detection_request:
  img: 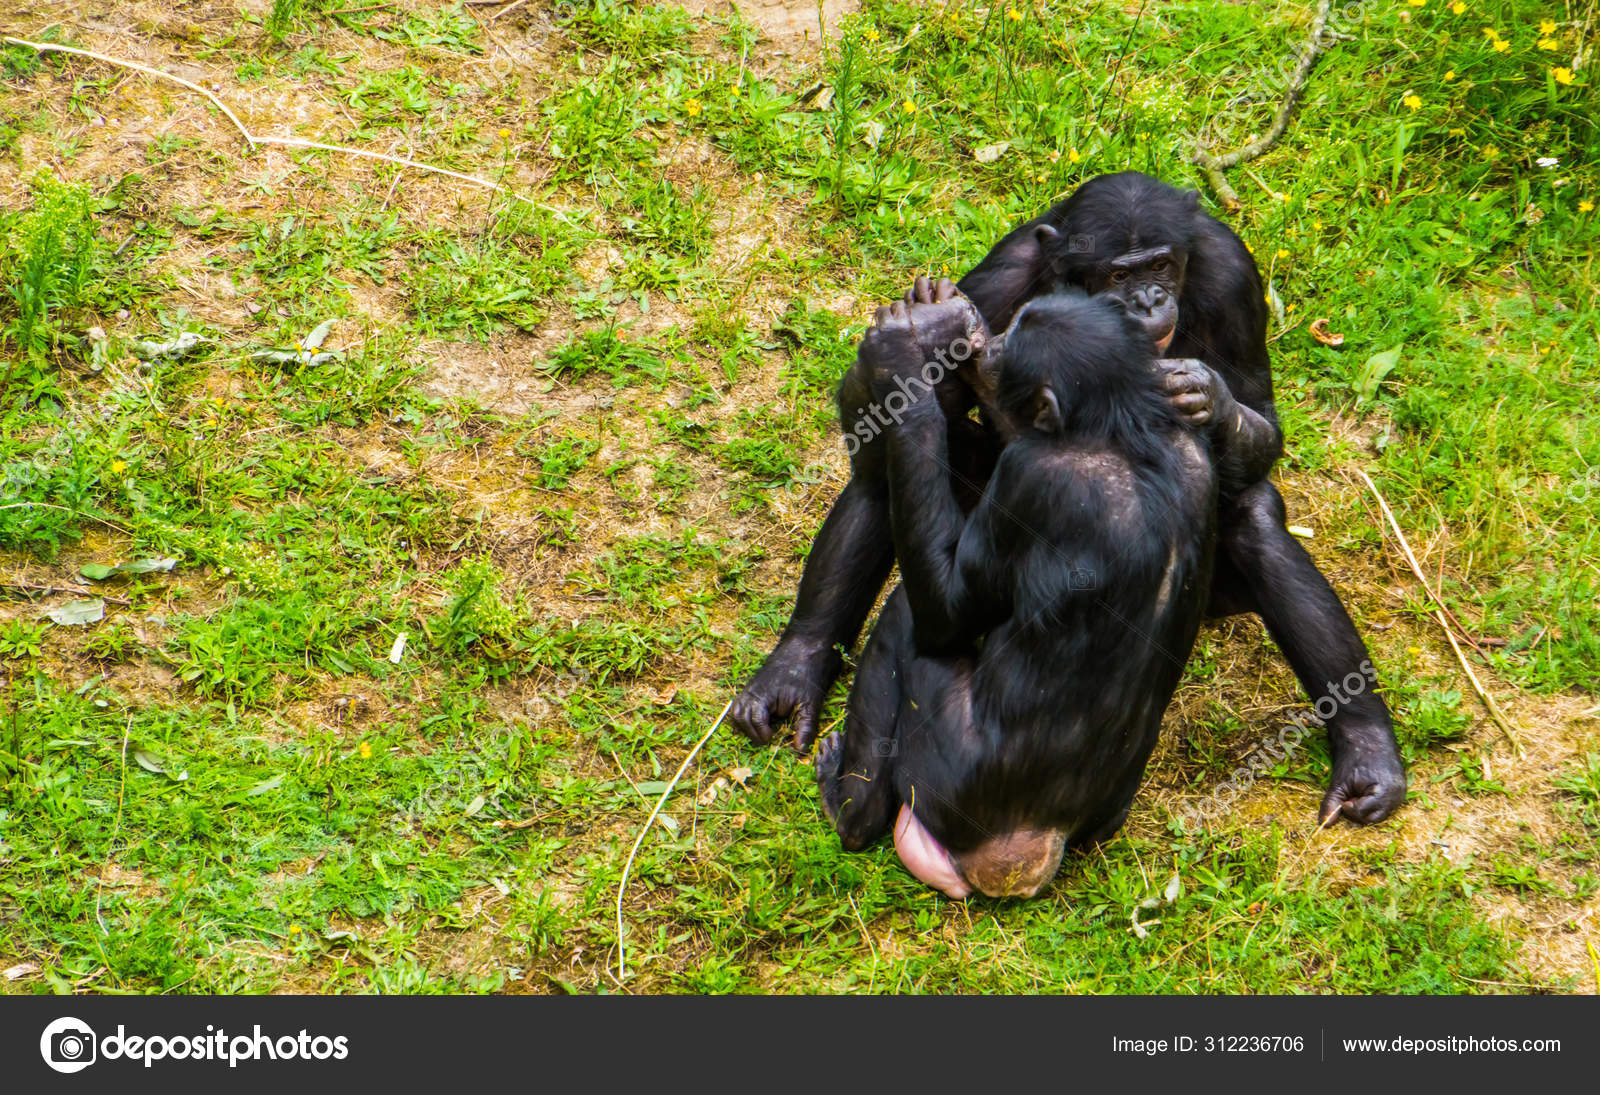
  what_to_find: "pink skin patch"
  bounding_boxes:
[893,804,971,899]
[1154,329,1175,353]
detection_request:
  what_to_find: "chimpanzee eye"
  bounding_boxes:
[1151,259,1168,273]
[1110,269,1129,283]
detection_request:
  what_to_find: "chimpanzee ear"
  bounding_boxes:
[1181,189,1202,211]
[1032,224,1062,250]
[1031,386,1062,434]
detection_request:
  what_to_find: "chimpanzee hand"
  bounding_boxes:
[1320,735,1407,826]
[863,279,988,394]
[1159,358,1233,428]
[727,640,840,751]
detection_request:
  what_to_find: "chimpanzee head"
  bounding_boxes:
[1038,172,1201,353]
[990,291,1160,438]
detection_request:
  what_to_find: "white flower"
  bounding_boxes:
[1536,156,1560,168]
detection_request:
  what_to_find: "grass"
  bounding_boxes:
[0,0,1596,994]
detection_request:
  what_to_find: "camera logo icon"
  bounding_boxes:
[40,1017,98,1074]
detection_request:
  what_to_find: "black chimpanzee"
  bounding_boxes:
[814,290,1223,897]
[733,171,1406,828]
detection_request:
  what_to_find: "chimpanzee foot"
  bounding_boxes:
[815,731,848,823]
[815,731,897,851]
[1319,735,1407,826]
[904,275,962,306]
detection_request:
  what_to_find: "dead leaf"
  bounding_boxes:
[1309,318,1345,347]
[46,599,104,626]
[698,776,729,806]
[3,962,39,981]
[727,766,754,789]
[973,141,1010,164]
[651,683,678,706]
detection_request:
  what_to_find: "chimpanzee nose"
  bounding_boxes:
[1131,285,1169,315]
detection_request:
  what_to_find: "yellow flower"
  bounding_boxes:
[1481,26,1497,37]
[110,459,128,473]
[1552,67,1574,84]
[1450,0,1464,11]
[1538,36,1560,50]
[1007,7,1023,20]
[1539,20,1556,35]
[865,28,880,42]
[358,741,372,759]
[1443,69,1455,80]
[497,128,510,139]
[1580,200,1595,213]
[1407,646,1421,655]
[1402,93,1422,109]
[1406,0,1424,6]
[1275,248,1290,259]
[1481,144,1500,159]
[1448,127,1465,135]
[289,924,302,936]
[1036,172,1046,182]
[903,99,916,115]
[684,98,702,117]
[1492,37,1509,52]
[1067,147,1081,163]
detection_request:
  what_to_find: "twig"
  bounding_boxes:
[3,37,573,221]
[615,699,731,984]
[3,37,256,152]
[0,502,132,533]
[1358,469,1522,753]
[2,581,131,605]
[490,0,531,20]
[1190,0,1337,212]
[324,3,395,15]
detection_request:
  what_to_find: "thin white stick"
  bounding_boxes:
[4,37,573,217]
[253,135,532,203]
[615,700,732,984]
[1358,469,1521,753]
[3,37,256,151]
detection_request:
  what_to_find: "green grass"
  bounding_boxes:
[1,0,1596,994]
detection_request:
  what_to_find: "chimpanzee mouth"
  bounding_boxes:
[1152,327,1175,353]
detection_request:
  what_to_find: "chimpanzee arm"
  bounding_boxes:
[957,219,1063,332]
[862,317,1008,650]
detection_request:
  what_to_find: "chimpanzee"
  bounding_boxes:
[814,290,1223,897]
[733,171,1406,828]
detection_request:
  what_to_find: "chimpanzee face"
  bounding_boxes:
[1087,245,1187,353]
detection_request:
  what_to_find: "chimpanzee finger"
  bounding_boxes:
[1161,368,1201,392]
[1319,787,1374,827]
[934,277,959,302]
[791,700,822,754]
[912,275,933,304]
[873,305,892,328]
[730,696,772,745]
[890,300,908,321]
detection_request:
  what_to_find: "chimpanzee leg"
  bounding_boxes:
[1218,481,1407,824]
[815,587,912,851]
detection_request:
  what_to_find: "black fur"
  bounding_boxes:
[819,294,1217,855]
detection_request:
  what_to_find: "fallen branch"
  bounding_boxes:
[3,36,568,218]
[4,38,256,151]
[1358,469,1522,754]
[1191,0,1340,212]
[615,699,732,984]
